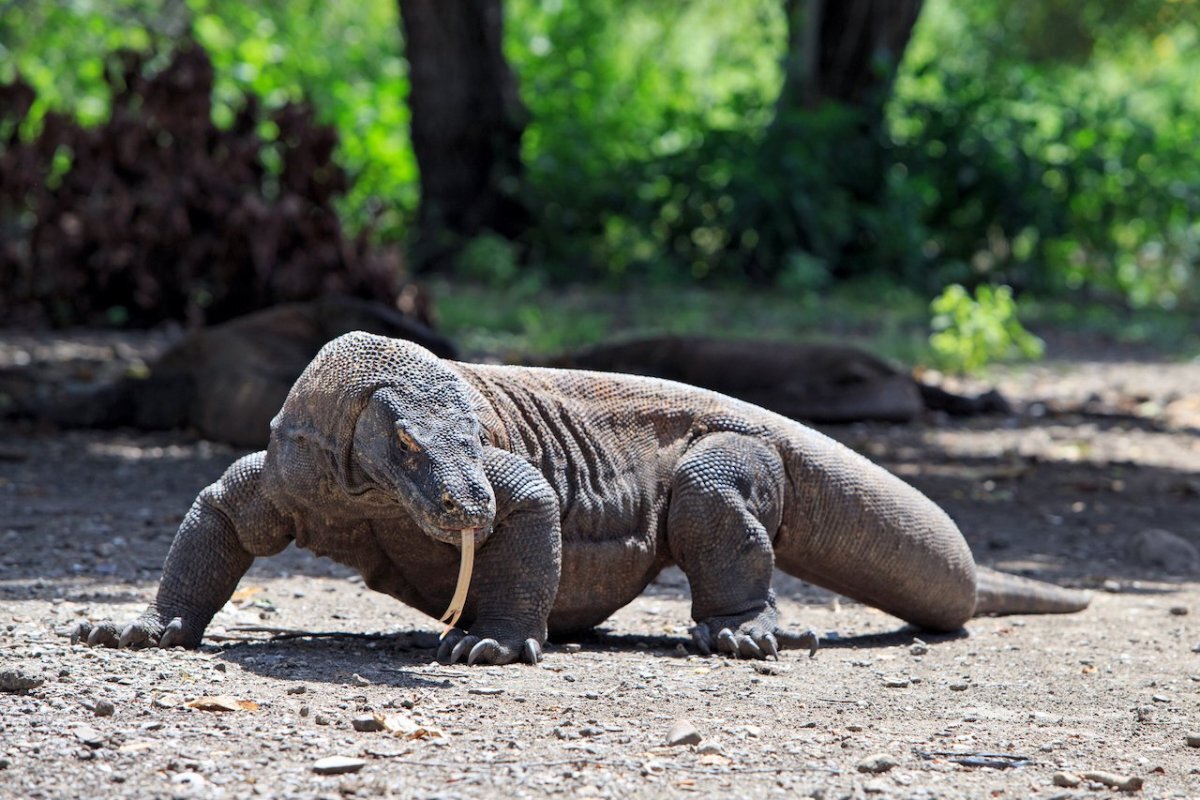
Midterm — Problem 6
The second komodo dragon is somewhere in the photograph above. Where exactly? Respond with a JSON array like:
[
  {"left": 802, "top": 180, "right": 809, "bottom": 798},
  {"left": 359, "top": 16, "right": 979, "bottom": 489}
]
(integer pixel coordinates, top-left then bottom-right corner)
[{"left": 76, "top": 333, "right": 1089, "bottom": 665}]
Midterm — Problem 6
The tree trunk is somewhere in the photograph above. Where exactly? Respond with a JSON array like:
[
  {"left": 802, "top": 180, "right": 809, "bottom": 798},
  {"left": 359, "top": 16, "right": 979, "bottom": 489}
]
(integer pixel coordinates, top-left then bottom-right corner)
[
  {"left": 776, "top": 0, "right": 923, "bottom": 115},
  {"left": 399, "top": 0, "right": 528, "bottom": 273}
]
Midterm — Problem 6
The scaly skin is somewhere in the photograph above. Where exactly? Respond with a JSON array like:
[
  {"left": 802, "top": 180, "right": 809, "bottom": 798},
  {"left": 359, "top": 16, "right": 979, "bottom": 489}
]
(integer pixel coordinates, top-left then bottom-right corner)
[{"left": 74, "top": 333, "right": 1089, "bottom": 664}]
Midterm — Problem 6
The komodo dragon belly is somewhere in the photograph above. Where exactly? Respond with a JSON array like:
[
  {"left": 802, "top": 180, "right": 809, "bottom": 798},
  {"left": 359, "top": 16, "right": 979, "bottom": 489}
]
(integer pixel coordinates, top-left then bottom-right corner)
[
  {"left": 549, "top": 531, "right": 668, "bottom": 634},
  {"left": 295, "top": 510, "right": 667, "bottom": 635}
]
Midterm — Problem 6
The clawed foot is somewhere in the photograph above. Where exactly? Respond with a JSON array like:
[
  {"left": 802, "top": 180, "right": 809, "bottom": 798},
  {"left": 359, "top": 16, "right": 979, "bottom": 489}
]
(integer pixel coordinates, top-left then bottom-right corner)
[
  {"left": 691, "top": 617, "right": 819, "bottom": 660},
  {"left": 62, "top": 612, "right": 199, "bottom": 650},
  {"left": 436, "top": 628, "right": 543, "bottom": 665}
]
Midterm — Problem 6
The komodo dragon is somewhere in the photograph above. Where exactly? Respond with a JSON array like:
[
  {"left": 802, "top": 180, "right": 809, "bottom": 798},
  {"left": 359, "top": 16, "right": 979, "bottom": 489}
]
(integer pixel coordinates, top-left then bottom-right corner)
[
  {"left": 73, "top": 333, "right": 1088, "bottom": 665},
  {"left": 24, "top": 296, "right": 457, "bottom": 448},
  {"left": 546, "top": 336, "right": 1009, "bottom": 423}
]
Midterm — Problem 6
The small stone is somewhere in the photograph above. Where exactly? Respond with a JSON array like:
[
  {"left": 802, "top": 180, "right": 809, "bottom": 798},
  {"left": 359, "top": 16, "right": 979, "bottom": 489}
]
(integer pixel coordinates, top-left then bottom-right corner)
[
  {"left": 697, "top": 741, "right": 724, "bottom": 755},
  {"left": 287, "top": 685, "right": 307, "bottom": 695},
  {"left": 1169, "top": 606, "right": 1188, "bottom": 616},
  {"left": 0, "top": 668, "right": 44, "bottom": 692},
  {"left": 1103, "top": 580, "right": 1122, "bottom": 593},
  {"left": 562, "top": 643, "right": 582, "bottom": 653},
  {"left": 1053, "top": 772, "right": 1082, "bottom": 788},
  {"left": 467, "top": 687, "right": 504, "bottom": 696},
  {"left": 299, "top": 706, "right": 310, "bottom": 717},
  {"left": 949, "top": 682, "right": 969, "bottom": 691},
  {"left": 1185, "top": 733, "right": 1200, "bottom": 748},
  {"left": 350, "top": 674, "right": 372, "bottom": 687},
  {"left": 73, "top": 726, "right": 105, "bottom": 747},
  {"left": 1152, "top": 694, "right": 1170, "bottom": 703},
  {"left": 856, "top": 753, "right": 899, "bottom": 774},
  {"left": 883, "top": 676, "right": 911, "bottom": 688},
  {"left": 666, "top": 719, "right": 702, "bottom": 747},
  {"left": 314, "top": 713, "right": 332, "bottom": 726},
  {"left": 909, "top": 641, "right": 929, "bottom": 656},
  {"left": 351, "top": 713, "right": 385, "bottom": 732},
  {"left": 1081, "top": 770, "right": 1143, "bottom": 791},
  {"left": 312, "top": 756, "right": 366, "bottom": 775},
  {"left": 93, "top": 699, "right": 115, "bottom": 717},
  {"left": 751, "top": 661, "right": 785, "bottom": 675}
]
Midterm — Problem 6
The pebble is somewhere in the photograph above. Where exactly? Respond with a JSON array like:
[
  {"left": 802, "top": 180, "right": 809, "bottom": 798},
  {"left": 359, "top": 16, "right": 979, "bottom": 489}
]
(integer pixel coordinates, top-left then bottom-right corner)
[
  {"left": 1185, "top": 733, "right": 1200, "bottom": 748},
  {"left": 949, "top": 682, "right": 969, "bottom": 691},
  {"left": 93, "top": 699, "right": 115, "bottom": 717},
  {"left": 350, "top": 674, "right": 372, "bottom": 687},
  {"left": 467, "top": 687, "right": 504, "bottom": 696},
  {"left": 856, "top": 753, "right": 899, "bottom": 774},
  {"left": 1169, "top": 606, "right": 1188, "bottom": 616},
  {"left": 666, "top": 719, "right": 702, "bottom": 747},
  {"left": 562, "top": 643, "right": 582, "bottom": 653},
  {"left": 1081, "top": 770, "right": 1143, "bottom": 791},
  {"left": 883, "top": 676, "right": 911, "bottom": 688},
  {"left": 351, "top": 713, "right": 385, "bottom": 732},
  {"left": 1053, "top": 772, "right": 1081, "bottom": 788},
  {"left": 73, "top": 726, "right": 105, "bottom": 747},
  {"left": 314, "top": 713, "right": 332, "bottom": 726},
  {"left": 0, "top": 668, "right": 45, "bottom": 692},
  {"left": 697, "top": 741, "right": 724, "bottom": 755},
  {"left": 287, "top": 685, "right": 307, "bottom": 695},
  {"left": 1152, "top": 694, "right": 1170, "bottom": 703},
  {"left": 909, "top": 641, "right": 929, "bottom": 656},
  {"left": 312, "top": 756, "right": 366, "bottom": 775}
]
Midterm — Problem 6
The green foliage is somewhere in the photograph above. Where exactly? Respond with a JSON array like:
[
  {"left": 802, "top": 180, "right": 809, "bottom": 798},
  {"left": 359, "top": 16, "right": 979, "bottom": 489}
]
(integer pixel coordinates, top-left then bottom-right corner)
[
  {"left": 928, "top": 285, "right": 1044, "bottom": 373},
  {"left": 4, "top": 0, "right": 1196, "bottom": 314},
  {"left": 892, "top": 0, "right": 1200, "bottom": 307}
]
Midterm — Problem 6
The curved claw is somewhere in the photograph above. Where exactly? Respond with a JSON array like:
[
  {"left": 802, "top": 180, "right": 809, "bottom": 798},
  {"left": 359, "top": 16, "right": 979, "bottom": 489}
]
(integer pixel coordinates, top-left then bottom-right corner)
[
  {"left": 119, "top": 622, "right": 153, "bottom": 649},
  {"left": 762, "top": 632, "right": 779, "bottom": 660},
  {"left": 737, "top": 635, "right": 764, "bottom": 660},
  {"left": 717, "top": 628, "right": 740, "bottom": 658},
  {"left": 87, "top": 623, "right": 119, "bottom": 648},
  {"left": 467, "top": 638, "right": 503, "bottom": 666},
  {"left": 522, "top": 638, "right": 542, "bottom": 665},
  {"left": 450, "top": 635, "right": 481, "bottom": 664},
  {"left": 690, "top": 626, "right": 713, "bottom": 656},
  {"left": 436, "top": 629, "right": 466, "bottom": 663},
  {"left": 157, "top": 618, "right": 185, "bottom": 648},
  {"left": 67, "top": 621, "right": 92, "bottom": 645},
  {"left": 797, "top": 629, "right": 819, "bottom": 658}
]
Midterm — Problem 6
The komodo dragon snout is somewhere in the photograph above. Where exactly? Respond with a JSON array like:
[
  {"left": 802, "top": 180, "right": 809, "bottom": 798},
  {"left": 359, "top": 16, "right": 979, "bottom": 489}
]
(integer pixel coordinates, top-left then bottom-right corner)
[{"left": 351, "top": 385, "right": 496, "bottom": 545}]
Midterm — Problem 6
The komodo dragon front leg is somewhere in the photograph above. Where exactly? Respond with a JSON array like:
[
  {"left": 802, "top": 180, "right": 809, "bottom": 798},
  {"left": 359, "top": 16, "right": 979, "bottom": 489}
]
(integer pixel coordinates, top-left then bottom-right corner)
[
  {"left": 668, "top": 432, "right": 815, "bottom": 659},
  {"left": 71, "top": 452, "right": 291, "bottom": 648},
  {"left": 437, "top": 448, "right": 563, "bottom": 665}
]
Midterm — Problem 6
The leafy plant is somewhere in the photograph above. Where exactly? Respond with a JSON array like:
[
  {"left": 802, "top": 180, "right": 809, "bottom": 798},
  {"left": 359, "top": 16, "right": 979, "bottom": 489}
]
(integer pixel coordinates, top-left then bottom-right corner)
[{"left": 928, "top": 284, "right": 1044, "bottom": 373}]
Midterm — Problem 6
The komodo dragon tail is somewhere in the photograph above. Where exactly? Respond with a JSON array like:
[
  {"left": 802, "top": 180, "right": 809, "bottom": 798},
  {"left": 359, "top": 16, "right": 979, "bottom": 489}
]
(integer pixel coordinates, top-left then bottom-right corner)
[
  {"left": 973, "top": 567, "right": 1091, "bottom": 616},
  {"left": 768, "top": 421, "right": 1090, "bottom": 633}
]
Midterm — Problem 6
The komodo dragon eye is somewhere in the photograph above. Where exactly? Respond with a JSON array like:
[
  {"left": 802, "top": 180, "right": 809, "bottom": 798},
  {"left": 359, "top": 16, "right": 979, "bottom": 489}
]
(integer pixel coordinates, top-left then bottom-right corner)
[{"left": 395, "top": 429, "right": 421, "bottom": 453}]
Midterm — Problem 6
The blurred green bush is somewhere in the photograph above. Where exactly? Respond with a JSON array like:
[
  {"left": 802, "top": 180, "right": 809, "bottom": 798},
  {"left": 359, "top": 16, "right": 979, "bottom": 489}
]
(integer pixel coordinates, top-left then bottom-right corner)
[{"left": 2, "top": 0, "right": 1196, "bottom": 311}]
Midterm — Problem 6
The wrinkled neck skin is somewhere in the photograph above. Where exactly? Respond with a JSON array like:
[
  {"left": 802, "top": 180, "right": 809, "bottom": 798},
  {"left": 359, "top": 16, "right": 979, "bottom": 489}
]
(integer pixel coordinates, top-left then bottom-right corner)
[{"left": 348, "top": 383, "right": 497, "bottom": 546}]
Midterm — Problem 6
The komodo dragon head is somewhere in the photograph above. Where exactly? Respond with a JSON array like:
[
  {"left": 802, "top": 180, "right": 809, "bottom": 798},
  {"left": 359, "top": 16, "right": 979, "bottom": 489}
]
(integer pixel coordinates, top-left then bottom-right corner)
[{"left": 273, "top": 332, "right": 497, "bottom": 546}]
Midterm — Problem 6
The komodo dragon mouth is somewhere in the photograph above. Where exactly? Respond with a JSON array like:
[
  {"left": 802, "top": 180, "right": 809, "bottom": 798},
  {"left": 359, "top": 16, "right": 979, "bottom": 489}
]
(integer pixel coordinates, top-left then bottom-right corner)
[{"left": 439, "top": 527, "right": 477, "bottom": 635}]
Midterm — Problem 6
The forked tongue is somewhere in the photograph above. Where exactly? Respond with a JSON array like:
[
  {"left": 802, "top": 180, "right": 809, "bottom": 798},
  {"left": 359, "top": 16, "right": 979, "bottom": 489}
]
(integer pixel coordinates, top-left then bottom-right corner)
[{"left": 439, "top": 528, "right": 476, "bottom": 638}]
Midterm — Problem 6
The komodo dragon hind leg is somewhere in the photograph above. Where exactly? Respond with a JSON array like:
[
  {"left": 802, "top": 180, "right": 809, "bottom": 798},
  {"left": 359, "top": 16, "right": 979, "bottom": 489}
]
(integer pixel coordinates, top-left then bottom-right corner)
[{"left": 667, "top": 432, "right": 811, "bottom": 660}]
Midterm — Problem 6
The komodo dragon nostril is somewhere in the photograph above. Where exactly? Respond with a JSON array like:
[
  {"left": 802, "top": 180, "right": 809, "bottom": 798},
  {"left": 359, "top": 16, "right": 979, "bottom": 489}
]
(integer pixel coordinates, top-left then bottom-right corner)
[{"left": 442, "top": 495, "right": 458, "bottom": 512}]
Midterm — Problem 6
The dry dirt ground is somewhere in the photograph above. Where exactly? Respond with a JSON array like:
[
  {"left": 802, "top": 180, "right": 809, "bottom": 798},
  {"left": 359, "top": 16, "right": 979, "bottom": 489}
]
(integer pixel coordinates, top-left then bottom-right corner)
[{"left": 1, "top": 330, "right": 1199, "bottom": 799}]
